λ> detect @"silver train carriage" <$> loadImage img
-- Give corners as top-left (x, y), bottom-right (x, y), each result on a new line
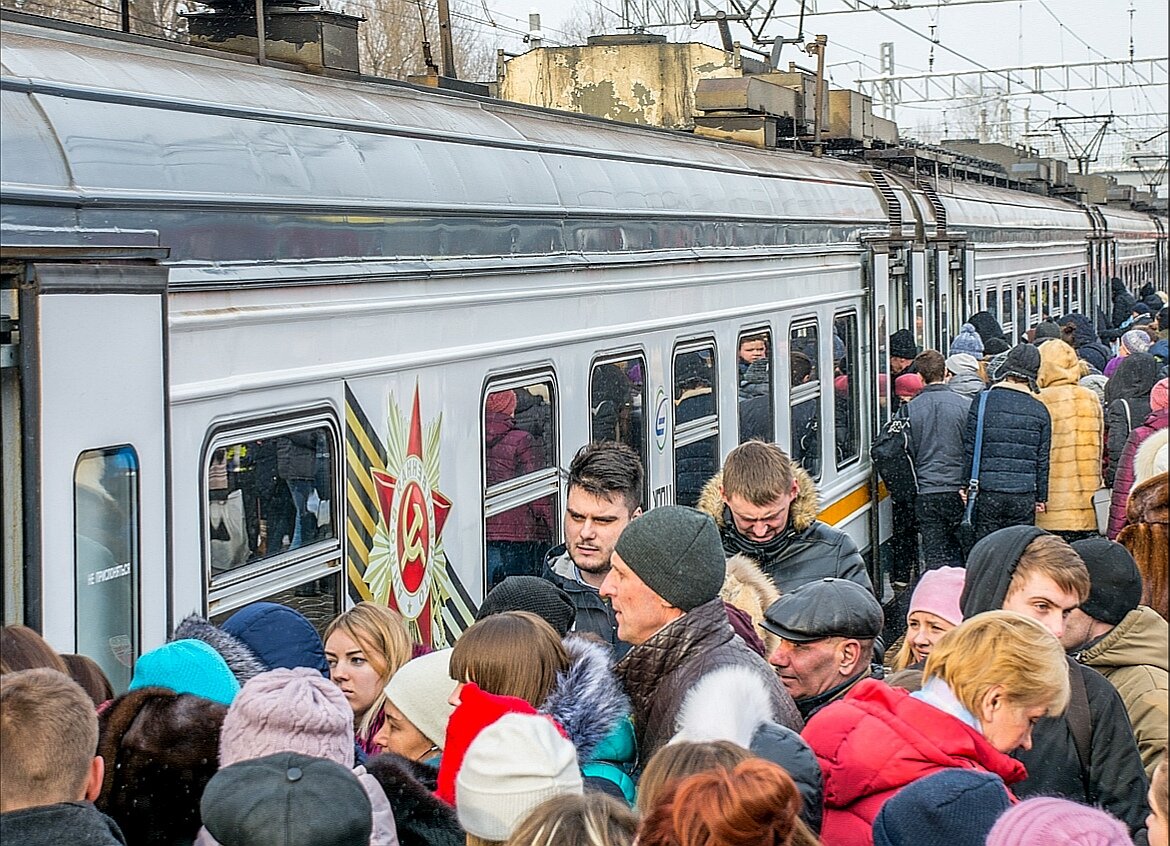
top-left (1, 14), bottom-right (1164, 691)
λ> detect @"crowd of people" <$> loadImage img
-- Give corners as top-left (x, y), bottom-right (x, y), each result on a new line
top-left (2, 291), bottom-right (1168, 846)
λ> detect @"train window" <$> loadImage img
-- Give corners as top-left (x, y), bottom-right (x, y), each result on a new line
top-left (914, 299), bottom-right (925, 350)
top-left (790, 320), bottom-right (821, 479)
top-left (1063, 275), bottom-right (1072, 315)
top-left (205, 425), bottom-right (337, 576)
top-left (939, 294), bottom-right (951, 353)
top-left (591, 354), bottom-right (646, 457)
top-left (75, 445), bottom-right (139, 694)
top-left (1016, 284), bottom-right (1027, 334)
top-left (1001, 289), bottom-right (1013, 332)
top-left (484, 376), bottom-right (559, 590)
top-left (673, 342), bottom-right (718, 508)
top-left (834, 312), bottom-right (861, 468)
top-left (1029, 283), bottom-right (1039, 322)
top-left (210, 572), bottom-right (342, 639)
top-left (736, 328), bottom-right (774, 444)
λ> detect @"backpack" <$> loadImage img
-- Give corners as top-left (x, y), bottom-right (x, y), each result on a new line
top-left (871, 406), bottom-right (917, 503)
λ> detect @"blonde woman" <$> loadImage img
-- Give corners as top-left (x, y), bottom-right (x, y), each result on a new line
top-left (804, 610), bottom-right (1070, 846)
top-left (324, 602), bottom-right (413, 756)
top-left (890, 567), bottom-right (965, 671)
top-left (504, 793), bottom-right (637, 846)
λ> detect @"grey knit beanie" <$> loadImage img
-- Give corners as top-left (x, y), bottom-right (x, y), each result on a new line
top-left (613, 506), bottom-right (725, 611)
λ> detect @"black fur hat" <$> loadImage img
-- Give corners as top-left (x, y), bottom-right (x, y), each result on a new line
top-left (97, 687), bottom-right (227, 846)
top-left (364, 753), bottom-right (464, 846)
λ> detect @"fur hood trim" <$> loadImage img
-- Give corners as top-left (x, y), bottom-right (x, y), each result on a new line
top-left (540, 635), bottom-right (631, 765)
top-left (1134, 429), bottom-right (1169, 485)
top-left (720, 555), bottom-right (781, 655)
top-left (172, 614), bottom-right (267, 684)
top-left (697, 467), bottom-right (820, 534)
top-left (672, 665), bottom-right (774, 747)
top-left (364, 754), bottom-right (463, 846)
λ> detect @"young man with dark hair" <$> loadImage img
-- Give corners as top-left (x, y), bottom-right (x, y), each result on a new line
top-left (962, 527), bottom-right (1151, 845)
top-left (906, 349), bottom-right (973, 569)
top-left (541, 441), bottom-right (643, 656)
top-left (1, 668), bottom-right (124, 844)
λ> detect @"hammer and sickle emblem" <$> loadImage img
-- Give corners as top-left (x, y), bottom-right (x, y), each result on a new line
top-left (401, 501), bottom-right (426, 563)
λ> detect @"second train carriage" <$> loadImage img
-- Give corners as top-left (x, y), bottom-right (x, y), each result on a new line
top-left (1, 14), bottom-right (1164, 688)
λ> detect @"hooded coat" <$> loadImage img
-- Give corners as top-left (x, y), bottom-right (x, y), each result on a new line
top-left (1035, 340), bottom-right (1104, 532)
top-left (1118, 472), bottom-right (1169, 622)
top-left (962, 382), bottom-right (1051, 499)
top-left (364, 754), bottom-right (464, 846)
top-left (673, 665), bottom-right (824, 834)
top-left (697, 469), bottom-right (872, 595)
top-left (966, 311), bottom-right (1009, 348)
top-left (1108, 409), bottom-right (1168, 538)
top-left (1103, 353), bottom-right (1160, 486)
top-left (1075, 605), bottom-right (1168, 779)
top-left (1111, 279), bottom-right (1139, 329)
top-left (802, 678), bottom-right (1026, 846)
top-left (1060, 313), bottom-right (1112, 374)
top-left (220, 601), bottom-right (329, 675)
top-left (614, 597), bottom-right (802, 770)
top-left (171, 614), bottom-right (268, 684)
top-left (960, 527), bottom-right (1151, 844)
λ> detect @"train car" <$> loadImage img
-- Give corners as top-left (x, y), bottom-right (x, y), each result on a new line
top-left (1, 13), bottom-right (1163, 690)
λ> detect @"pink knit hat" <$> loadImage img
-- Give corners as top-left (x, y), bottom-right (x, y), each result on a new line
top-left (487, 390), bottom-right (518, 417)
top-left (907, 567), bottom-right (965, 626)
top-left (985, 797), bottom-right (1131, 846)
top-left (219, 667), bottom-right (354, 768)
top-left (895, 373), bottom-right (926, 401)
top-left (1151, 378), bottom-right (1169, 412)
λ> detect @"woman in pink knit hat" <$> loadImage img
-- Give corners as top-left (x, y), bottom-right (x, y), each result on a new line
top-left (891, 567), bottom-right (965, 671)
top-left (985, 796), bottom-right (1132, 846)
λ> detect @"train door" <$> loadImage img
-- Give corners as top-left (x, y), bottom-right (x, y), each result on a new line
top-left (2, 255), bottom-right (168, 693)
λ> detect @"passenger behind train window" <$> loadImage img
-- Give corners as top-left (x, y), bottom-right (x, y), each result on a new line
top-left (789, 321), bottom-right (821, 479)
top-left (737, 329), bottom-right (774, 444)
top-left (591, 356), bottom-right (646, 462)
top-left (835, 312), bottom-right (861, 467)
top-left (205, 425), bottom-right (336, 574)
top-left (673, 345), bottom-right (719, 508)
top-left (484, 380), bottom-right (557, 590)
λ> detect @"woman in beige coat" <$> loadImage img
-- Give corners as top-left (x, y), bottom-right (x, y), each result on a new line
top-left (1036, 340), bottom-right (1105, 537)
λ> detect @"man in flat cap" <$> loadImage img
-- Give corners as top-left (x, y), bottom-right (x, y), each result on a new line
top-left (762, 578), bottom-right (884, 720)
top-left (601, 505), bottom-right (802, 767)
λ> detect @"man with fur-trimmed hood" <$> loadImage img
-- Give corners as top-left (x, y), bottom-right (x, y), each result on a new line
top-left (697, 441), bottom-right (872, 595)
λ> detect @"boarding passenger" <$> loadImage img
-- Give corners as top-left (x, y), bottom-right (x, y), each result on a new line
top-left (541, 442), bottom-right (642, 656)
top-left (1103, 352), bottom-right (1161, 486)
top-left (1063, 538), bottom-right (1168, 779)
top-left (802, 611), bottom-right (1067, 846)
top-left (1035, 340), bottom-right (1105, 542)
top-left (325, 602), bottom-right (414, 757)
top-left (374, 648), bottom-right (456, 766)
top-left (504, 792), bottom-right (637, 846)
top-left (871, 769), bottom-right (1012, 846)
top-left (985, 797), bottom-right (1133, 846)
top-left (962, 344), bottom-right (1052, 542)
top-left (887, 331), bottom-right (922, 588)
top-left (889, 566), bottom-right (964, 672)
top-left (1, 669), bottom-right (123, 845)
top-left (762, 578), bottom-right (884, 720)
top-left (698, 441), bottom-right (871, 595)
top-left (1059, 313), bottom-right (1111, 374)
top-left (943, 352), bottom-right (986, 400)
top-left (905, 351), bottom-right (972, 569)
top-left (1106, 328), bottom-right (1154, 377)
top-left (961, 527), bottom-right (1151, 842)
top-left (1109, 378), bottom-right (1169, 538)
top-left (601, 506), bottom-right (801, 766)
top-left (1116, 436), bottom-right (1169, 621)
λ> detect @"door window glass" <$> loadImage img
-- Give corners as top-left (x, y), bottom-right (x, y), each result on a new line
top-left (591, 355), bottom-right (646, 459)
top-left (75, 446), bottom-right (139, 694)
top-left (834, 313), bottom-right (861, 467)
top-left (673, 343), bottom-right (718, 507)
top-left (790, 320), bottom-right (821, 479)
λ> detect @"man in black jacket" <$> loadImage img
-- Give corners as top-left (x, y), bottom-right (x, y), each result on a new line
top-left (963, 344), bottom-right (1052, 543)
top-left (961, 526), bottom-right (1150, 845)
top-left (541, 441), bottom-right (642, 658)
top-left (1, 669), bottom-right (126, 845)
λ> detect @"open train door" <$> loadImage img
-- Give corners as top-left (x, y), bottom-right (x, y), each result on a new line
top-left (2, 243), bottom-right (169, 693)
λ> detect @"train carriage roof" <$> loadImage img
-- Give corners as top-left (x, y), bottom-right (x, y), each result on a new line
top-left (936, 180), bottom-right (1093, 236)
top-left (1, 17), bottom-right (890, 268)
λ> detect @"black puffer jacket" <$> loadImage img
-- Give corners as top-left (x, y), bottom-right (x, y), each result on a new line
top-left (615, 598), bottom-right (802, 769)
top-left (1061, 313), bottom-right (1112, 374)
top-left (963, 383), bottom-right (1051, 499)
top-left (541, 546), bottom-right (628, 659)
top-left (697, 470), bottom-right (872, 595)
top-left (961, 527), bottom-right (1152, 846)
top-left (1103, 353), bottom-right (1160, 486)
top-left (1111, 279), bottom-right (1139, 329)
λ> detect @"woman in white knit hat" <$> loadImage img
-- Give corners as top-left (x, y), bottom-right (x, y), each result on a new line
top-left (373, 648), bottom-right (457, 767)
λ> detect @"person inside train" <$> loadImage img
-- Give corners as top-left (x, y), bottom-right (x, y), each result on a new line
top-left (0, 669), bottom-right (122, 845)
top-left (540, 442), bottom-right (643, 657)
top-left (737, 333), bottom-right (768, 383)
top-left (697, 440), bottom-right (872, 595)
top-left (324, 602), bottom-right (414, 758)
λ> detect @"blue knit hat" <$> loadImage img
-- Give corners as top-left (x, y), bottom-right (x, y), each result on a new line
top-left (873, 769), bottom-right (1011, 846)
top-left (949, 323), bottom-right (985, 357)
top-left (130, 638), bottom-right (241, 705)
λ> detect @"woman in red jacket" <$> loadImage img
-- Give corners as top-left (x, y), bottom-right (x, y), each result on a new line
top-left (803, 611), bottom-right (1070, 846)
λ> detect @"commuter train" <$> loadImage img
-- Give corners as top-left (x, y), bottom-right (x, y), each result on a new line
top-left (1, 13), bottom-right (1164, 690)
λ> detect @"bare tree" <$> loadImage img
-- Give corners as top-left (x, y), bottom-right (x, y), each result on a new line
top-left (559, 0), bottom-right (621, 43)
top-left (356, 0), bottom-right (496, 80)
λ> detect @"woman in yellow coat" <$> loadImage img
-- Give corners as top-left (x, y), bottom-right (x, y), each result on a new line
top-left (1036, 339), bottom-right (1105, 537)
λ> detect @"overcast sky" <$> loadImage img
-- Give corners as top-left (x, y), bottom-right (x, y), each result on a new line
top-left (448, 0), bottom-right (1167, 171)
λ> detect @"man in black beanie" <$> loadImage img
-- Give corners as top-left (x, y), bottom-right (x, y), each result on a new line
top-left (601, 506), bottom-right (801, 766)
top-left (1063, 537), bottom-right (1168, 780)
top-left (962, 343), bottom-right (1052, 544)
top-left (962, 527), bottom-right (1151, 844)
